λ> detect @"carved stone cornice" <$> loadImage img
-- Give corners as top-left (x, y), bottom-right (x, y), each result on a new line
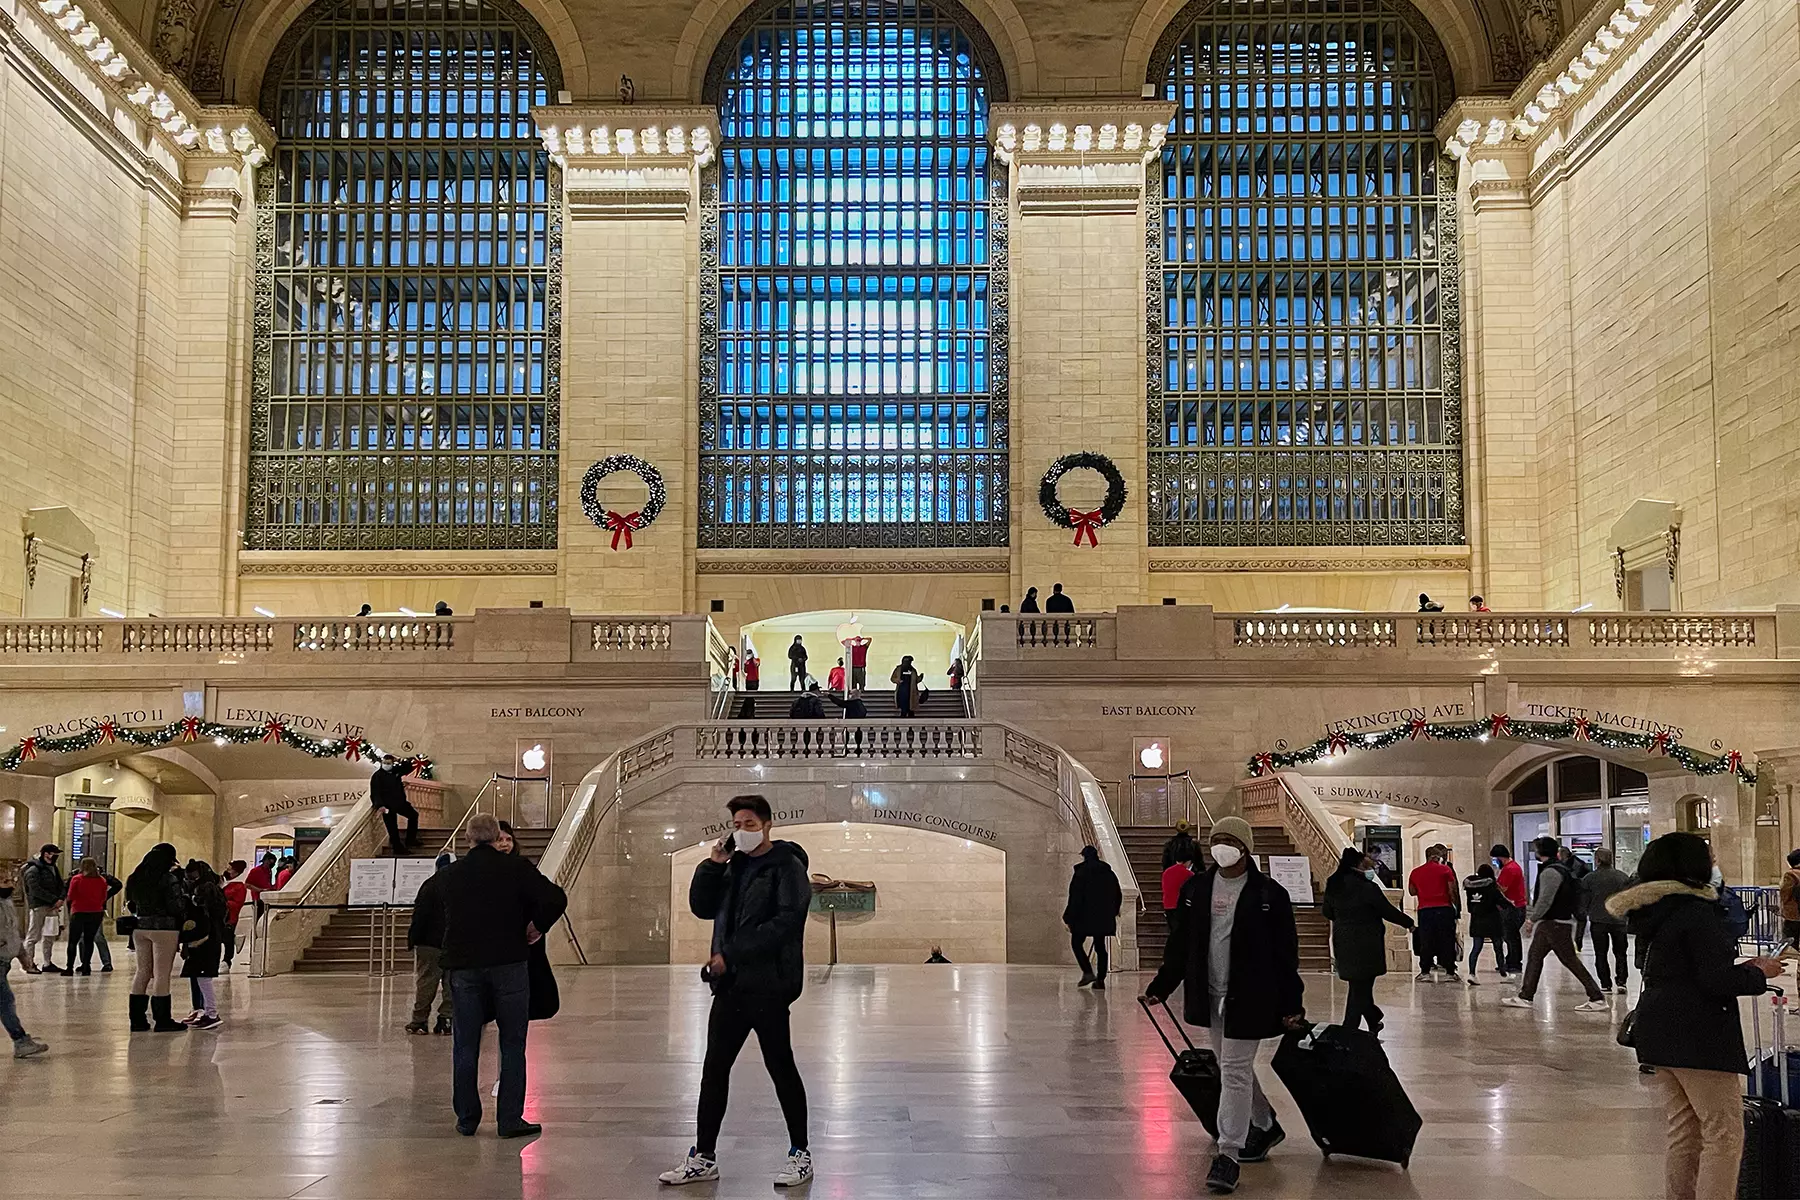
top-left (238, 559), bottom-right (559, 577)
top-left (1150, 551), bottom-right (1470, 573)
top-left (533, 104), bottom-right (721, 220)
top-left (696, 556), bottom-right (1012, 575)
top-left (990, 100), bottom-right (1175, 216)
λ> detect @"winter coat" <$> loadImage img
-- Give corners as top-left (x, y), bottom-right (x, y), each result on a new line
top-left (789, 693), bottom-right (826, 719)
top-left (181, 879), bottom-right (229, 978)
top-left (1149, 863), bottom-right (1306, 1040)
top-left (0, 893), bottom-right (22, 961)
top-left (369, 760), bottom-right (415, 811)
top-left (126, 868), bottom-right (187, 931)
top-left (1611, 880), bottom-right (1769, 1073)
top-left (1161, 831), bottom-right (1198, 871)
top-left (436, 843), bottom-right (568, 971)
top-left (1582, 867), bottom-right (1634, 929)
top-left (1063, 857), bottom-right (1123, 937)
top-left (408, 868), bottom-right (448, 950)
top-left (890, 663), bottom-right (926, 712)
top-left (1044, 592), bottom-right (1074, 613)
top-left (1322, 865), bottom-right (1412, 981)
top-left (21, 858), bottom-right (64, 908)
top-left (690, 840), bottom-right (812, 1004)
top-left (1463, 874), bottom-right (1507, 940)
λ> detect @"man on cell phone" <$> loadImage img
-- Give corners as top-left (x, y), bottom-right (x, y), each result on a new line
top-left (661, 796), bottom-right (814, 1190)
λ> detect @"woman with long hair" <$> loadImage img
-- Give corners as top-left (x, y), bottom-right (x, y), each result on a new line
top-left (180, 860), bottom-right (229, 1029)
top-left (125, 843), bottom-right (187, 1032)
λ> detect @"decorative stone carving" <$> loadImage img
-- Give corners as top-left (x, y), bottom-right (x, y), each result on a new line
top-left (152, 0), bottom-right (197, 73)
top-left (1491, 32), bottom-right (1525, 81)
top-left (1522, 0), bottom-right (1564, 62)
top-left (989, 101), bottom-right (1176, 215)
top-left (534, 105), bottom-right (722, 220)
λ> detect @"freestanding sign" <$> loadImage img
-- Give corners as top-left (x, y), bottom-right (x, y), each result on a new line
top-left (392, 857), bottom-right (442, 904)
top-left (347, 858), bottom-right (397, 907)
top-left (1268, 855), bottom-right (1315, 904)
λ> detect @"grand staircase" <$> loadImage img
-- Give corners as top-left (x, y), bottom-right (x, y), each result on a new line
top-left (1121, 824), bottom-right (1332, 974)
top-left (723, 689), bottom-right (970, 720)
top-left (292, 825), bottom-right (554, 973)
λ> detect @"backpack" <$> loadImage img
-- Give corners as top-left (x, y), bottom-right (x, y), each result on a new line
top-left (1720, 888), bottom-right (1751, 941)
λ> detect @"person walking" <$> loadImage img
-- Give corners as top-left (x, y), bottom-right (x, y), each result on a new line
top-left (1322, 847), bottom-right (1413, 1033)
top-left (1161, 846), bottom-right (1197, 941)
top-left (660, 795), bottom-right (814, 1188)
top-left (890, 655), bottom-right (924, 718)
top-left (371, 754), bottom-right (421, 856)
top-left (1064, 846), bottom-right (1122, 989)
top-left (1018, 587), bottom-right (1041, 613)
top-left (1407, 845), bottom-right (1460, 981)
top-left (786, 635), bottom-right (809, 691)
top-left (842, 632), bottom-right (871, 692)
top-left (1492, 843), bottom-right (1529, 973)
top-left (221, 861), bottom-right (249, 970)
top-left (1560, 845), bottom-right (1593, 949)
top-left (1463, 862), bottom-right (1509, 982)
top-left (1044, 583), bottom-right (1075, 613)
top-left (0, 865), bottom-right (49, 1059)
top-left (438, 813), bottom-right (567, 1138)
top-left (406, 853), bottom-right (454, 1035)
top-left (179, 860), bottom-right (228, 1029)
top-left (125, 843), bottom-right (189, 1032)
top-left (1142, 817), bottom-right (1304, 1195)
top-left (1583, 848), bottom-right (1634, 993)
top-left (1161, 822), bottom-right (1198, 870)
top-left (1501, 836), bottom-right (1609, 1012)
top-left (63, 857), bottom-right (114, 975)
top-left (1609, 832), bottom-right (1782, 1200)
top-left (20, 843), bottom-right (67, 975)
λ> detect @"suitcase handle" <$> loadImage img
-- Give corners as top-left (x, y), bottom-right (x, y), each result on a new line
top-left (1139, 996), bottom-right (1198, 1058)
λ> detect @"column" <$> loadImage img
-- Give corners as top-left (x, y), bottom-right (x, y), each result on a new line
top-left (536, 107), bottom-right (718, 613)
top-left (993, 102), bottom-right (1172, 612)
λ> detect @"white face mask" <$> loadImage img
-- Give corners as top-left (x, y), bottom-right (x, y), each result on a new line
top-left (733, 827), bottom-right (767, 854)
top-left (1210, 844), bottom-right (1244, 869)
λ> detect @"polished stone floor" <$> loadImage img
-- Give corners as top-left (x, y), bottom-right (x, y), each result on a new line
top-left (0, 959), bottom-right (1669, 1198)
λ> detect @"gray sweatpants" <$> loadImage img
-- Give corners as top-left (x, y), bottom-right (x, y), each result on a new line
top-left (1207, 995), bottom-right (1275, 1159)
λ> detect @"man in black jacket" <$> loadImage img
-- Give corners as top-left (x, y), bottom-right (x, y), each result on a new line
top-left (1064, 846), bottom-right (1122, 989)
top-left (1501, 836), bottom-right (1608, 1012)
top-left (1044, 582), bottom-right (1075, 613)
top-left (405, 853), bottom-right (454, 1035)
top-left (1143, 816), bottom-right (1305, 1195)
top-left (786, 635), bottom-right (809, 691)
top-left (438, 815), bottom-right (566, 1138)
top-left (20, 844), bottom-right (67, 975)
top-left (660, 795), bottom-right (813, 1189)
top-left (370, 755), bottom-right (421, 855)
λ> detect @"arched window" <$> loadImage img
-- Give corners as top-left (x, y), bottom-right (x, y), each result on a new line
top-left (1147, 0), bottom-right (1462, 546)
top-left (249, 0), bottom-right (562, 550)
top-left (699, 0), bottom-right (1009, 548)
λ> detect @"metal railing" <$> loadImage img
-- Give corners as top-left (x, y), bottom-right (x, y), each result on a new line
top-left (1122, 771), bottom-right (1216, 828)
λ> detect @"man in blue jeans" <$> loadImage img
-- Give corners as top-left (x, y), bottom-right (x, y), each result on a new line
top-left (1, 864), bottom-right (50, 1058)
top-left (435, 813), bottom-right (566, 1137)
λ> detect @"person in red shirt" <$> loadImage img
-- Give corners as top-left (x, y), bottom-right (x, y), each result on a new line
top-left (1491, 844), bottom-right (1529, 975)
top-left (275, 857), bottom-right (298, 890)
top-left (1160, 852), bottom-right (1197, 939)
top-left (245, 852), bottom-right (277, 919)
top-left (63, 857), bottom-right (117, 975)
top-left (1408, 845), bottom-right (1461, 981)
top-left (743, 652), bottom-right (760, 692)
top-left (221, 860), bottom-right (249, 969)
top-left (827, 658), bottom-right (846, 693)
top-left (843, 635), bottom-right (872, 692)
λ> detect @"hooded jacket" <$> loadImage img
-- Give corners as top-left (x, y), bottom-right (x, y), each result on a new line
top-left (690, 839), bottom-right (812, 1004)
top-left (1148, 862), bottom-right (1305, 1040)
top-left (1322, 864), bottom-right (1411, 981)
top-left (1064, 853), bottom-right (1123, 937)
top-left (1462, 873), bottom-right (1506, 940)
top-left (1609, 879), bottom-right (1768, 1073)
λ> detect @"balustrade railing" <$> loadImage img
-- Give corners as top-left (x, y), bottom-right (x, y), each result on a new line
top-left (126, 620), bottom-right (276, 654)
top-left (253, 798), bottom-right (382, 976)
top-left (1416, 615), bottom-right (1569, 647)
top-left (1590, 614), bottom-right (1760, 647)
top-left (1015, 616), bottom-right (1100, 649)
top-left (592, 619), bottom-right (674, 652)
top-left (293, 618), bottom-right (459, 652)
top-left (1234, 616), bottom-right (1398, 648)
top-left (695, 721), bottom-right (983, 761)
top-left (0, 621), bottom-right (108, 653)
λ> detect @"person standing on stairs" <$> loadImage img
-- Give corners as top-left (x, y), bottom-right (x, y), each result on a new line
top-left (1064, 846), bottom-right (1121, 989)
top-left (891, 655), bottom-right (925, 718)
top-left (842, 631), bottom-right (872, 693)
top-left (371, 754), bottom-right (421, 856)
top-left (787, 635), bottom-right (809, 691)
top-left (1161, 844), bottom-right (1198, 942)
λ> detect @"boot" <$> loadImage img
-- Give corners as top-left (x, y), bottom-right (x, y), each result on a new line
top-left (151, 995), bottom-right (188, 1033)
top-left (129, 994), bottom-right (151, 1032)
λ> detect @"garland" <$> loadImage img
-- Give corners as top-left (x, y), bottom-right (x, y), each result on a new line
top-left (1247, 714), bottom-right (1753, 784)
top-left (580, 455), bottom-right (667, 550)
top-left (1039, 452), bottom-right (1127, 546)
top-left (1, 716), bottom-right (434, 778)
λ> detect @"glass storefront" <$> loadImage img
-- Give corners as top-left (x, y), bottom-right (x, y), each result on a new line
top-left (1509, 755), bottom-right (1651, 882)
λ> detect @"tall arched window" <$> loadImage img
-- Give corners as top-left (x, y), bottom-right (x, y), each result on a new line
top-left (699, 0), bottom-right (1009, 549)
top-left (249, 0), bottom-right (561, 550)
top-left (1148, 0), bottom-right (1462, 546)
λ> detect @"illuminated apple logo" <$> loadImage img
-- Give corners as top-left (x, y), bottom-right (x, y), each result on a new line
top-left (521, 744), bottom-right (547, 772)
top-left (1140, 742), bottom-right (1166, 770)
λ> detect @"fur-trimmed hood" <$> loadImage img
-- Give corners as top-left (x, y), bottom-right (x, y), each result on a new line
top-left (1606, 879), bottom-right (1715, 919)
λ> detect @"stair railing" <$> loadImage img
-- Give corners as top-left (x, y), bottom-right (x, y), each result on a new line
top-left (1239, 773), bottom-right (1352, 894)
top-left (252, 798), bottom-right (384, 976)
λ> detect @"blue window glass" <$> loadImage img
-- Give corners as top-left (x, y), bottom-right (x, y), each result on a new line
top-left (248, 0), bottom-right (561, 549)
top-left (1147, 0), bottom-right (1463, 546)
top-left (699, 0), bottom-right (1009, 548)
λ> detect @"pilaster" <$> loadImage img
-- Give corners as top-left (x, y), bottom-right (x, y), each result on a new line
top-left (992, 100), bottom-right (1172, 613)
top-left (536, 105), bottom-right (719, 614)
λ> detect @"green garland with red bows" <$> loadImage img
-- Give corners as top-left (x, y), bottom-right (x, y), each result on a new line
top-left (1, 716), bottom-right (433, 778)
top-left (1248, 713), bottom-right (1754, 784)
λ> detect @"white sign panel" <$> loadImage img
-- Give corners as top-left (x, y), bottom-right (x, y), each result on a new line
top-left (1269, 855), bottom-right (1315, 904)
top-left (392, 857), bottom-right (442, 905)
top-left (347, 858), bottom-right (398, 907)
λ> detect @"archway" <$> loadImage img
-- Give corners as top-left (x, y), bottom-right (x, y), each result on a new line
top-left (740, 609), bottom-right (966, 692)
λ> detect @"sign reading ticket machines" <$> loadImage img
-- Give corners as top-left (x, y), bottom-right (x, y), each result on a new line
top-left (347, 857), bottom-right (447, 906)
top-left (1268, 855), bottom-right (1315, 904)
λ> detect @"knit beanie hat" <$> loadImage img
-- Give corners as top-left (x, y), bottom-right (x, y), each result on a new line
top-left (1209, 816), bottom-right (1255, 856)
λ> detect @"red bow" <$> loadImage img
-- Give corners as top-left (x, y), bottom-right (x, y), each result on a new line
top-left (1487, 713), bottom-right (1511, 739)
top-left (604, 510), bottom-right (642, 551)
top-left (262, 719), bottom-right (286, 744)
top-left (343, 736), bottom-right (364, 761)
top-left (1724, 749), bottom-right (1743, 773)
top-left (1649, 730), bottom-right (1673, 755)
top-left (1252, 752), bottom-right (1275, 776)
top-left (17, 736), bottom-right (37, 761)
top-left (96, 720), bottom-right (117, 744)
top-left (1572, 717), bottom-right (1592, 741)
top-left (178, 717), bottom-right (201, 742)
top-left (1326, 731), bottom-right (1349, 755)
top-left (1407, 718), bottom-right (1430, 741)
top-left (1068, 509), bottom-right (1104, 547)
top-left (411, 756), bottom-right (432, 778)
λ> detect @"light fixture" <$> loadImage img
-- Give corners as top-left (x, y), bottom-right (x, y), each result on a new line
top-left (253, 606), bottom-right (276, 617)
top-left (1572, 602), bottom-right (1595, 613)
top-left (99, 607), bottom-right (124, 618)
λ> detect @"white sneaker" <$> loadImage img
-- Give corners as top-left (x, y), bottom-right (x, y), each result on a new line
top-left (659, 1149), bottom-right (719, 1186)
top-left (774, 1148), bottom-right (813, 1188)
top-left (1500, 995), bottom-right (1534, 1009)
top-left (1466, 975), bottom-right (1480, 987)
top-left (1576, 999), bottom-right (1612, 1012)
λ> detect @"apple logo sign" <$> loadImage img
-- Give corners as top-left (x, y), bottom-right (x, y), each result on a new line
top-left (521, 744), bottom-right (547, 772)
top-left (1139, 742), bottom-right (1165, 770)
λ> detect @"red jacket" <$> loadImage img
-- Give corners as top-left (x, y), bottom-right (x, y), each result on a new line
top-left (246, 865), bottom-right (274, 895)
top-left (1496, 859), bottom-right (1528, 908)
top-left (1161, 861), bottom-right (1194, 912)
top-left (223, 880), bottom-right (249, 925)
top-left (66, 873), bottom-right (111, 913)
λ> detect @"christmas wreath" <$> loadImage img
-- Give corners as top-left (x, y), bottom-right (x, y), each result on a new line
top-left (1039, 452), bottom-right (1128, 546)
top-left (580, 455), bottom-right (666, 550)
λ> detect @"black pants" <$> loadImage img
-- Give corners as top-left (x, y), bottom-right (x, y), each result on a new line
top-left (1071, 932), bottom-right (1109, 981)
top-left (1592, 926), bottom-right (1630, 989)
top-left (896, 688), bottom-right (914, 717)
top-left (1342, 977), bottom-right (1383, 1032)
top-left (1573, 913), bottom-right (1589, 951)
top-left (65, 912), bottom-right (104, 970)
top-left (1416, 907), bottom-right (1458, 973)
top-left (449, 962), bottom-right (531, 1131)
top-left (1501, 907), bottom-right (1526, 973)
top-left (697, 994), bottom-right (809, 1157)
top-left (380, 798), bottom-right (420, 855)
top-left (789, 664), bottom-right (807, 690)
top-left (223, 927), bottom-right (237, 967)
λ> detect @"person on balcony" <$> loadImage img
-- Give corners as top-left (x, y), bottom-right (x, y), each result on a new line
top-left (1063, 846), bottom-right (1121, 990)
top-left (841, 632), bottom-right (872, 691)
top-left (1469, 595), bottom-right (1490, 612)
top-left (1019, 587), bottom-right (1041, 613)
top-left (371, 754), bottom-right (421, 856)
top-left (827, 658), bottom-right (845, 693)
top-left (947, 655), bottom-right (965, 690)
top-left (786, 635), bottom-right (809, 691)
top-left (1418, 593), bottom-right (1444, 612)
top-left (890, 655), bottom-right (925, 717)
top-left (1045, 583), bottom-right (1075, 613)
top-left (788, 684), bottom-right (825, 720)
top-left (1323, 847), bottom-right (1413, 1033)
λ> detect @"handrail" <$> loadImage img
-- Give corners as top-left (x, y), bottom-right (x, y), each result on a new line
top-left (252, 798), bottom-right (383, 976)
top-left (1185, 774), bottom-right (1216, 826)
top-left (441, 774), bottom-right (502, 852)
top-left (1240, 773), bottom-right (1353, 893)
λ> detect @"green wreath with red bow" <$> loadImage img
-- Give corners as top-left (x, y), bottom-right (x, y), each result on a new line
top-left (1040, 452), bottom-right (1128, 546)
top-left (581, 455), bottom-right (666, 550)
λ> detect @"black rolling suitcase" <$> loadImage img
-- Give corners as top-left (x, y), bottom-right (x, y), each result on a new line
top-left (1140, 997), bottom-right (1221, 1137)
top-left (1271, 1022), bottom-right (1421, 1167)
top-left (1738, 988), bottom-right (1800, 1198)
